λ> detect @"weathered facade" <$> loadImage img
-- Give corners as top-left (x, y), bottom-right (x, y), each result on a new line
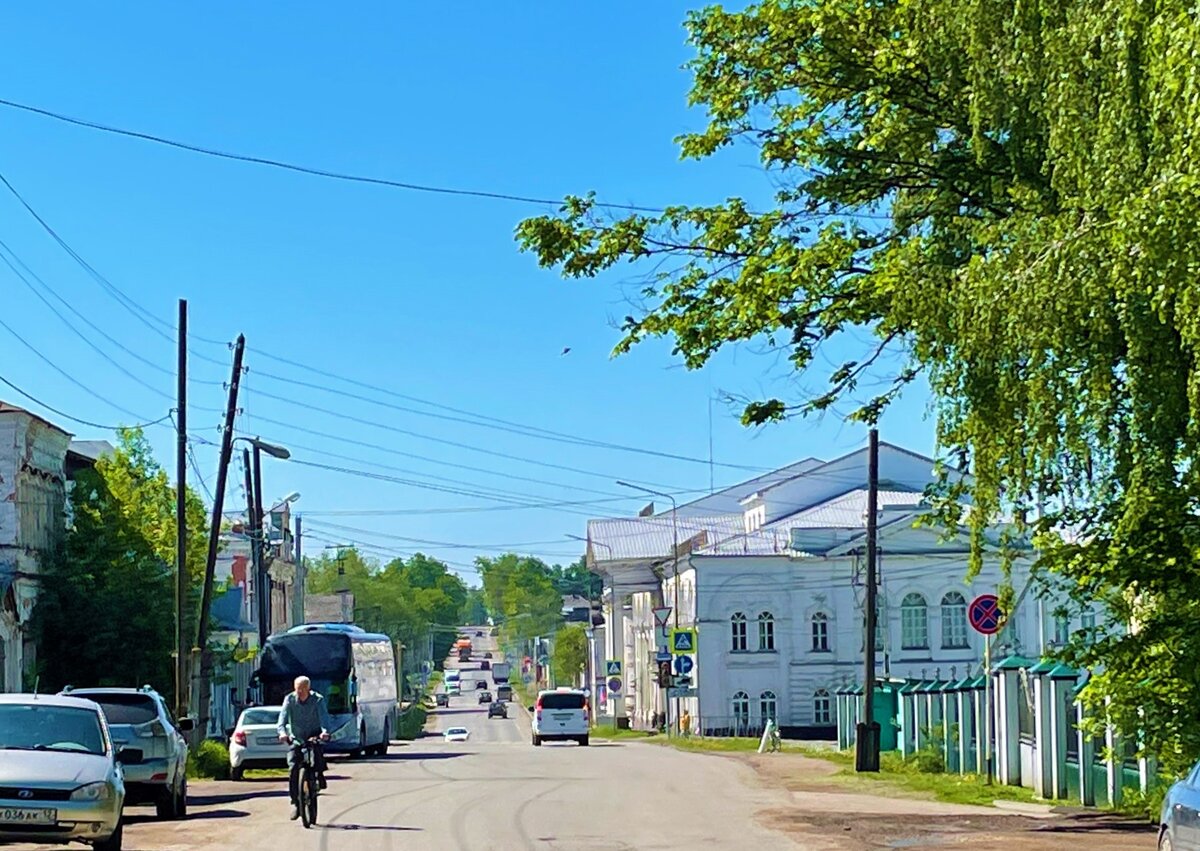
top-left (0, 404), bottom-right (72, 691)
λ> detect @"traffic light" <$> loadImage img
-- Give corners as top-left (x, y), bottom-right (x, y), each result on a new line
top-left (657, 660), bottom-right (672, 687)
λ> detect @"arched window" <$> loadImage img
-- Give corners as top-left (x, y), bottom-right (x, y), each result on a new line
top-left (811, 612), bottom-right (830, 652)
top-left (941, 592), bottom-right (968, 649)
top-left (813, 688), bottom-right (832, 725)
top-left (760, 690), bottom-right (777, 722)
top-left (732, 690), bottom-right (750, 724)
top-left (1054, 614), bottom-right (1070, 645)
top-left (730, 612), bottom-right (748, 651)
top-left (901, 593), bottom-right (928, 649)
top-left (757, 611), bottom-right (775, 652)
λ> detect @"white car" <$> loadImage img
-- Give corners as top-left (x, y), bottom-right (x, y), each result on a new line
top-left (228, 706), bottom-right (288, 781)
top-left (531, 688), bottom-right (589, 746)
top-left (442, 727), bottom-right (470, 743)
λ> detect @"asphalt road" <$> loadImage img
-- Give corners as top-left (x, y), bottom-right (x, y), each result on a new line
top-left (9, 628), bottom-right (796, 850)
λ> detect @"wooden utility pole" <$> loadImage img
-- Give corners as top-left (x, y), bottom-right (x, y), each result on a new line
top-left (194, 334), bottom-right (245, 741)
top-left (174, 299), bottom-right (188, 721)
top-left (252, 443), bottom-right (267, 644)
top-left (855, 428), bottom-right (881, 772)
top-left (242, 446), bottom-right (264, 645)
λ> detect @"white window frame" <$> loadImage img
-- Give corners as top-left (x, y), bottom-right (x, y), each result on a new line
top-left (730, 612), bottom-right (748, 652)
top-left (757, 611), bottom-right (775, 652)
top-left (813, 688), bottom-right (832, 725)
top-left (811, 612), bottom-right (830, 652)
top-left (940, 592), bottom-right (969, 649)
top-left (901, 592), bottom-right (929, 650)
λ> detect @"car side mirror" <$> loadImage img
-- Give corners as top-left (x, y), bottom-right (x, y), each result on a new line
top-left (178, 718), bottom-right (196, 733)
top-left (116, 748), bottom-right (143, 765)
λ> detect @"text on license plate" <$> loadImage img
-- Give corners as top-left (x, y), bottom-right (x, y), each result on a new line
top-left (552, 713), bottom-right (572, 720)
top-left (0, 807), bottom-right (57, 825)
top-left (257, 737), bottom-right (281, 746)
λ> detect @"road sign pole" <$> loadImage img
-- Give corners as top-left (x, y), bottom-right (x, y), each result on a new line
top-left (984, 635), bottom-right (993, 785)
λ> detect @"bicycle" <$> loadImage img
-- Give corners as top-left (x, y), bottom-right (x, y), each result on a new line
top-left (289, 737), bottom-right (323, 828)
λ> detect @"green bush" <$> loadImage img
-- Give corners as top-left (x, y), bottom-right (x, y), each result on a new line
top-left (396, 706), bottom-right (428, 740)
top-left (187, 740), bottom-right (231, 780)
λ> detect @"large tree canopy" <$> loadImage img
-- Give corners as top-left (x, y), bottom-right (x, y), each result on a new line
top-left (517, 0), bottom-right (1200, 771)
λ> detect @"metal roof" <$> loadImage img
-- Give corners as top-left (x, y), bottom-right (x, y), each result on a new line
top-left (587, 514), bottom-right (747, 562)
top-left (784, 488), bottom-right (925, 528)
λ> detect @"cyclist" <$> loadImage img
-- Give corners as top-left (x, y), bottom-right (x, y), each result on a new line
top-left (276, 675), bottom-right (332, 820)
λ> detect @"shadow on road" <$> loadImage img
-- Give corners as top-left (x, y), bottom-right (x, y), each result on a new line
top-left (126, 808), bottom-right (251, 825)
top-left (189, 789), bottom-right (290, 806)
top-left (322, 823), bottom-right (422, 832)
top-left (1033, 813), bottom-right (1157, 836)
top-left (373, 750), bottom-right (475, 761)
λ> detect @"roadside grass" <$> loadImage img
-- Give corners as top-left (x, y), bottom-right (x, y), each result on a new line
top-left (792, 746), bottom-right (1041, 808)
top-left (591, 723), bottom-right (657, 742)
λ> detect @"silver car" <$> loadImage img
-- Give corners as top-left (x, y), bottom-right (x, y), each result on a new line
top-left (62, 686), bottom-right (192, 819)
top-left (0, 693), bottom-right (134, 850)
top-left (1160, 759), bottom-right (1200, 849)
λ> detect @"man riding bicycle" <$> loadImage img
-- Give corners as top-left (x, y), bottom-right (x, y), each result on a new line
top-left (276, 675), bottom-right (332, 821)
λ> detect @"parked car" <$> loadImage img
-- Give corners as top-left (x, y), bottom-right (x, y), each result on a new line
top-left (443, 727), bottom-right (470, 743)
top-left (1159, 759), bottom-right (1200, 850)
top-left (62, 685), bottom-right (191, 819)
top-left (0, 693), bottom-right (137, 850)
top-left (530, 688), bottom-right (589, 747)
top-left (488, 701), bottom-right (508, 719)
top-left (477, 691), bottom-right (493, 704)
top-left (228, 706), bottom-right (288, 781)
top-left (435, 693), bottom-right (450, 707)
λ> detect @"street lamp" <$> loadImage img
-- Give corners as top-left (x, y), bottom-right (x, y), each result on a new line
top-left (233, 437), bottom-right (291, 647)
top-left (616, 481), bottom-right (680, 736)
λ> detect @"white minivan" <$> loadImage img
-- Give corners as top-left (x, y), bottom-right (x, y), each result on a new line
top-left (530, 688), bottom-right (589, 746)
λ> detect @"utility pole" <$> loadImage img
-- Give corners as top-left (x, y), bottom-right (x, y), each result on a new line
top-left (855, 428), bottom-right (881, 772)
top-left (174, 299), bottom-right (188, 722)
top-left (293, 513), bottom-right (304, 627)
top-left (195, 334), bottom-right (246, 742)
top-left (242, 447), bottom-right (264, 647)
top-left (252, 443), bottom-right (267, 643)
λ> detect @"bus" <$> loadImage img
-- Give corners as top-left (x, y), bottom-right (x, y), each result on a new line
top-left (254, 623), bottom-right (398, 757)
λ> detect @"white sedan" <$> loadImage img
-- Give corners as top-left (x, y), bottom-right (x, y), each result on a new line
top-left (443, 727), bottom-right (470, 743)
top-left (229, 706), bottom-right (288, 780)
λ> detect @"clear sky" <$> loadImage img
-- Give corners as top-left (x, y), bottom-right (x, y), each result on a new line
top-left (0, 2), bottom-right (936, 582)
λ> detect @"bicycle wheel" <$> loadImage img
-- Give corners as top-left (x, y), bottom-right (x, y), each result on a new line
top-left (305, 771), bottom-right (318, 826)
top-left (299, 768), bottom-right (313, 829)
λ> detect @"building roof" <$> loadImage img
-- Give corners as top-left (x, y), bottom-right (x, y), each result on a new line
top-left (67, 440), bottom-right (115, 463)
top-left (587, 514), bottom-right (747, 562)
top-left (784, 487), bottom-right (925, 528)
top-left (673, 457), bottom-right (824, 517)
top-left (0, 401), bottom-right (72, 436)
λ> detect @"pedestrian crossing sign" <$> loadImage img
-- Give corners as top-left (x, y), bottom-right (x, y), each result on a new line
top-left (605, 659), bottom-right (622, 676)
top-left (670, 628), bottom-right (696, 655)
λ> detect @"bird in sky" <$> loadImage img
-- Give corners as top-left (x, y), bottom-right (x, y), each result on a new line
top-left (561, 347), bottom-right (571, 356)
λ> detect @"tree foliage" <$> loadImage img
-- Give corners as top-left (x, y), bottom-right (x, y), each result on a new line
top-left (305, 549), bottom-right (468, 663)
top-left (551, 623), bottom-right (588, 688)
top-left (34, 429), bottom-right (208, 701)
top-left (476, 553), bottom-right (564, 642)
top-left (517, 1), bottom-right (1200, 771)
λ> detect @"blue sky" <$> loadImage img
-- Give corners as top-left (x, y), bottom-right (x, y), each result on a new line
top-left (0, 3), bottom-right (936, 581)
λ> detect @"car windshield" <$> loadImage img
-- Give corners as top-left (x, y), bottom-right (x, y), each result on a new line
top-left (84, 693), bottom-right (159, 725)
top-left (446, 728), bottom-right (467, 735)
top-left (241, 708), bottom-right (282, 726)
top-left (0, 704), bottom-right (106, 755)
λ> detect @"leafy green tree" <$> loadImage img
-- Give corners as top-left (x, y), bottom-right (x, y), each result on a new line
top-left (33, 429), bottom-right (208, 702)
top-left (551, 624), bottom-right (588, 688)
top-left (517, 1), bottom-right (1200, 771)
top-left (477, 554), bottom-right (563, 642)
top-left (550, 557), bottom-right (600, 600)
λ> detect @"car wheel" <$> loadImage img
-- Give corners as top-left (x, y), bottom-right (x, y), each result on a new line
top-left (230, 766), bottom-right (245, 781)
top-left (176, 778), bottom-right (188, 818)
top-left (578, 736), bottom-right (590, 747)
top-left (1159, 828), bottom-right (1173, 851)
top-left (532, 734), bottom-right (542, 747)
top-left (155, 786), bottom-right (174, 820)
top-left (93, 819), bottom-right (123, 851)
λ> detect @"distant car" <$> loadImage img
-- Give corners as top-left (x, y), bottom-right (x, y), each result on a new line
top-left (496, 684), bottom-right (514, 702)
top-left (443, 727), bottom-right (470, 743)
top-left (228, 706), bottom-right (288, 781)
top-left (478, 691), bottom-right (493, 704)
top-left (488, 701), bottom-right (507, 719)
top-left (475, 631), bottom-right (483, 637)
top-left (63, 685), bottom-right (192, 819)
top-left (483, 652), bottom-right (493, 659)
top-left (0, 693), bottom-right (134, 851)
top-left (436, 693), bottom-right (449, 707)
top-left (480, 660), bottom-right (491, 670)
top-left (476, 681), bottom-right (488, 690)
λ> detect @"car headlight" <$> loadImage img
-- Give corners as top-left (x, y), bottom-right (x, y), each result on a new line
top-left (70, 782), bottom-right (113, 802)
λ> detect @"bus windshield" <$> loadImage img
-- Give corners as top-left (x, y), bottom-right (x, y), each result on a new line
top-left (259, 633), bottom-right (353, 713)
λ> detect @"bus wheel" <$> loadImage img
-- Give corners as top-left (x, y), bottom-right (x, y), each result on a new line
top-left (355, 725), bottom-right (367, 758)
top-left (373, 721), bottom-right (390, 757)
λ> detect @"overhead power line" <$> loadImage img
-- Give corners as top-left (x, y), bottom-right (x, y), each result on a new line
top-left (0, 373), bottom-right (170, 431)
top-left (0, 96), bottom-right (664, 214)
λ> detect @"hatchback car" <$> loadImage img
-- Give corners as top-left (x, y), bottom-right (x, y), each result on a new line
top-left (228, 706), bottom-right (288, 781)
top-left (477, 691), bottom-right (493, 704)
top-left (443, 727), bottom-right (470, 743)
top-left (0, 694), bottom-right (137, 850)
top-left (63, 686), bottom-right (191, 819)
top-left (488, 701), bottom-right (507, 719)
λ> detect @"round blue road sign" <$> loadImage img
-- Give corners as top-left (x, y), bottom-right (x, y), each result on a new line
top-left (969, 594), bottom-right (1004, 635)
top-left (608, 677), bottom-right (622, 693)
top-left (672, 655), bottom-right (694, 675)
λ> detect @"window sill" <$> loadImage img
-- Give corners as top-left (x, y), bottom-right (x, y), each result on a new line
top-left (901, 646), bottom-right (930, 652)
top-left (941, 645), bottom-right (970, 651)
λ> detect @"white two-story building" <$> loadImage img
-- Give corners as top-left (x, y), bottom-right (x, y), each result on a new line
top-left (585, 442), bottom-right (1089, 737)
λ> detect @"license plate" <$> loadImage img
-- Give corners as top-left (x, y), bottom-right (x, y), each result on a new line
top-left (0, 807), bottom-right (57, 825)
top-left (257, 737), bottom-right (280, 746)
